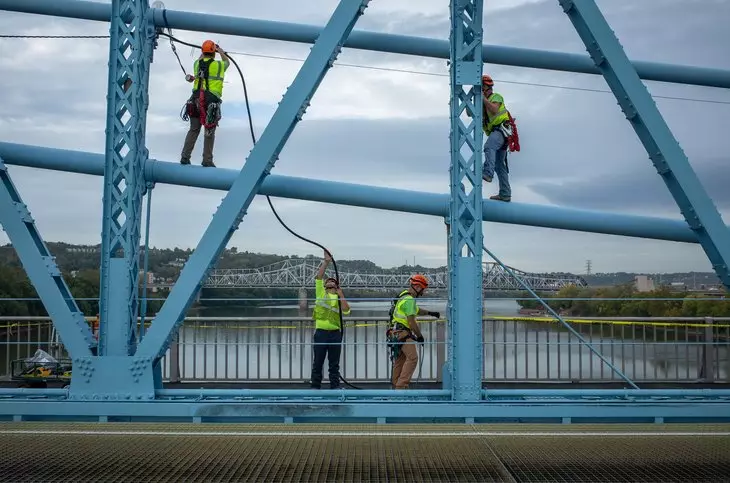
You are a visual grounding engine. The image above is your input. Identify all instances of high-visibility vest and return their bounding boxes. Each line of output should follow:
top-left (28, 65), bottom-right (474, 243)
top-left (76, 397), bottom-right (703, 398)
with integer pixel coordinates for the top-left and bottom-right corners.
top-left (193, 58), bottom-right (227, 99)
top-left (312, 279), bottom-right (349, 330)
top-left (483, 92), bottom-right (510, 134)
top-left (391, 290), bottom-right (417, 330)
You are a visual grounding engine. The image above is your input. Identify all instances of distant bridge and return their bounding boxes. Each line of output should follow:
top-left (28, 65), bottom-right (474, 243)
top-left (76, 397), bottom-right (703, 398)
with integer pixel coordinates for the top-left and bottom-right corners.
top-left (192, 259), bottom-right (587, 292)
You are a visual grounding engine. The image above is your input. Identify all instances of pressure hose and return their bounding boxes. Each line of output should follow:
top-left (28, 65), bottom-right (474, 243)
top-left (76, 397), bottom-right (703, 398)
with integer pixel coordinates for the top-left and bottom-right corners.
top-left (157, 29), bottom-right (360, 390)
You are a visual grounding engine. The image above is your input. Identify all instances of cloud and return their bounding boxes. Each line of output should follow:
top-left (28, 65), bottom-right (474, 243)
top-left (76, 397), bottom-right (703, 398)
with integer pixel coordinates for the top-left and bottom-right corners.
top-left (0, 0), bottom-right (729, 275)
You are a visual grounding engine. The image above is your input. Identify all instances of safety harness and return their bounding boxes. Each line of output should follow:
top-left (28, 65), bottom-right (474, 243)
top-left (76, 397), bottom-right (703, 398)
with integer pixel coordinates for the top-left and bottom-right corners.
top-left (184, 58), bottom-right (222, 130)
top-left (386, 290), bottom-right (416, 363)
top-left (484, 104), bottom-right (521, 153)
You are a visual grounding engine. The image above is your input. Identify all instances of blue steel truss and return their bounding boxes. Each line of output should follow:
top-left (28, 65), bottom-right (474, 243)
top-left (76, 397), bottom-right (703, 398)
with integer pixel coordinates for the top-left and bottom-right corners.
top-left (98, 0), bottom-right (155, 357)
top-left (0, 158), bottom-right (94, 358)
top-left (558, 0), bottom-right (730, 289)
top-left (448, 0), bottom-right (484, 401)
top-left (0, 0), bottom-right (729, 423)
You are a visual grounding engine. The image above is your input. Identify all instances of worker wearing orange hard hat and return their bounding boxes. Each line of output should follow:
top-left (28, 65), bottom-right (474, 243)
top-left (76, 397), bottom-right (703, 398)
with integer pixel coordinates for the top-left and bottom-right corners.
top-left (180, 39), bottom-right (230, 168)
top-left (481, 74), bottom-right (513, 202)
top-left (388, 274), bottom-right (440, 389)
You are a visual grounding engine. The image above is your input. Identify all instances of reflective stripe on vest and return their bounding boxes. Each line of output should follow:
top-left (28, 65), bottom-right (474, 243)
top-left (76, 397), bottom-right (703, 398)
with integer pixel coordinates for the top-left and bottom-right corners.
top-left (313, 293), bottom-right (341, 330)
top-left (484, 93), bottom-right (509, 134)
top-left (193, 59), bottom-right (225, 98)
top-left (391, 290), bottom-right (415, 330)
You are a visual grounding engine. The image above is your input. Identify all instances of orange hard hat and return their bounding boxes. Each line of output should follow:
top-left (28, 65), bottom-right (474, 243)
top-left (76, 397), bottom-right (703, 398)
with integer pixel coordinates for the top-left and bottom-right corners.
top-left (201, 40), bottom-right (216, 54)
top-left (481, 74), bottom-right (494, 87)
top-left (410, 274), bottom-right (429, 289)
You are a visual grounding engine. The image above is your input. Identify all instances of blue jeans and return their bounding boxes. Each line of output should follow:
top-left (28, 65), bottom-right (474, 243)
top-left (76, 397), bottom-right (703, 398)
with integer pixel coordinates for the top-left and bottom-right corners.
top-left (311, 329), bottom-right (342, 389)
top-left (483, 130), bottom-right (511, 198)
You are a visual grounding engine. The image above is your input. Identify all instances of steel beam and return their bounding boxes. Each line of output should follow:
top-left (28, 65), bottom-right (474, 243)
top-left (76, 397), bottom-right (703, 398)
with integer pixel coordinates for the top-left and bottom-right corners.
top-left (97, 0), bottom-right (153, 357)
top-left (447, 0), bottom-right (484, 401)
top-left (0, 158), bottom-right (93, 357)
top-left (0, 142), bottom-right (723, 246)
top-left (136, 0), bottom-right (370, 362)
top-left (1, 0), bottom-right (729, 89)
top-left (1, 399), bottom-right (729, 423)
top-left (558, 0), bottom-right (730, 291)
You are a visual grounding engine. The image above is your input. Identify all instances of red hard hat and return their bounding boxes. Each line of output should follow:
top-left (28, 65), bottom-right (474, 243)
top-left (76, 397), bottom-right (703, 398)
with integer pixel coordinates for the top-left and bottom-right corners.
top-left (410, 274), bottom-right (429, 289)
top-left (201, 40), bottom-right (216, 54)
top-left (481, 74), bottom-right (494, 87)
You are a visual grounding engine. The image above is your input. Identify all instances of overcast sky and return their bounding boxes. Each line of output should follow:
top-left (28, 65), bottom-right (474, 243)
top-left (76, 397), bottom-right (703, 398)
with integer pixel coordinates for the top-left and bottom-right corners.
top-left (0, 0), bottom-right (729, 274)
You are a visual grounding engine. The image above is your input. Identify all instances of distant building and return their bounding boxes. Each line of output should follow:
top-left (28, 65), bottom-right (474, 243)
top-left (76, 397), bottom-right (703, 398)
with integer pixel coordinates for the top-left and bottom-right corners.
top-left (635, 275), bottom-right (655, 292)
top-left (138, 271), bottom-right (155, 284)
top-left (669, 282), bottom-right (687, 292)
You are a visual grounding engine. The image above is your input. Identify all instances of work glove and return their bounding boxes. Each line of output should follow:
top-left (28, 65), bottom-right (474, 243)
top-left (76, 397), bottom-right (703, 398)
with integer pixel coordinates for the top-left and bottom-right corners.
top-left (429, 311), bottom-right (440, 319)
top-left (415, 335), bottom-right (425, 344)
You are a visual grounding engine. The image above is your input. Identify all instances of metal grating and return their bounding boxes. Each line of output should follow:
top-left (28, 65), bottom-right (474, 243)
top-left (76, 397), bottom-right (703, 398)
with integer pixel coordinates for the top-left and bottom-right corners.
top-left (0, 423), bottom-right (728, 482)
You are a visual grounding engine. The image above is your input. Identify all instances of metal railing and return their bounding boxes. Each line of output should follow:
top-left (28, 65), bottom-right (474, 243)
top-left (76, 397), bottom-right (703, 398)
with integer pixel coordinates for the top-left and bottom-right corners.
top-left (1, 316), bottom-right (727, 384)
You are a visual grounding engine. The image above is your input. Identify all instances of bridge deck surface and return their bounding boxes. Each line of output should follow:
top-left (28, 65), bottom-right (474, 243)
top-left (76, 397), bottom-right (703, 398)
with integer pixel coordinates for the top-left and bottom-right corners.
top-left (1, 422), bottom-right (728, 482)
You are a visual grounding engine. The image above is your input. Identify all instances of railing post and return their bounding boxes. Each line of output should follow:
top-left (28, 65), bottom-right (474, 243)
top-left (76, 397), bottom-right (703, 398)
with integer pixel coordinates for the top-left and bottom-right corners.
top-left (436, 320), bottom-right (446, 383)
top-left (169, 331), bottom-right (181, 384)
top-left (701, 316), bottom-right (716, 382)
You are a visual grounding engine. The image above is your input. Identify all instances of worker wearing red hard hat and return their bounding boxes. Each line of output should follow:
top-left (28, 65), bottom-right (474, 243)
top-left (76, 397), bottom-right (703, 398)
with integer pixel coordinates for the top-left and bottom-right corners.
top-left (481, 74), bottom-right (513, 202)
top-left (180, 39), bottom-right (230, 168)
top-left (388, 274), bottom-right (440, 389)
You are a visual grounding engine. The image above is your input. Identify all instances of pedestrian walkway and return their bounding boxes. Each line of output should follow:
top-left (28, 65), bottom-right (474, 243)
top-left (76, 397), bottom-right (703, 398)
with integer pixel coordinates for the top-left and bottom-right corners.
top-left (0, 422), bottom-right (728, 481)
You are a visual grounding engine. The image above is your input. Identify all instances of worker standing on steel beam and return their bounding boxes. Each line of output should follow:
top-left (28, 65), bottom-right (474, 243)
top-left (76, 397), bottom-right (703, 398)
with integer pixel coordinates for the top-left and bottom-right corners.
top-left (388, 275), bottom-right (439, 389)
top-left (180, 40), bottom-right (230, 168)
top-left (310, 250), bottom-right (351, 389)
top-left (481, 74), bottom-right (514, 202)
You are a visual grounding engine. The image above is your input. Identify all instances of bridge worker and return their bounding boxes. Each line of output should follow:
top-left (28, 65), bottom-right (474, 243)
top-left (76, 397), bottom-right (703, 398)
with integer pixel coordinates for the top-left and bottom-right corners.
top-left (390, 274), bottom-right (440, 389)
top-left (481, 74), bottom-right (513, 202)
top-left (180, 40), bottom-right (230, 168)
top-left (310, 250), bottom-right (351, 390)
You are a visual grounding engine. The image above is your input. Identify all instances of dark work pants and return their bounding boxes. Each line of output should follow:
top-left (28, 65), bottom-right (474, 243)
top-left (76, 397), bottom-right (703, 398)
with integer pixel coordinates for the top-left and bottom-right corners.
top-left (311, 329), bottom-right (342, 389)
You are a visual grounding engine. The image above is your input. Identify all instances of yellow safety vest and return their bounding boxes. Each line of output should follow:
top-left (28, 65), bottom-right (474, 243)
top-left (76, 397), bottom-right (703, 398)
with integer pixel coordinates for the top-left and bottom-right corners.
top-left (483, 92), bottom-right (509, 134)
top-left (391, 290), bottom-right (417, 330)
top-left (312, 279), bottom-right (350, 330)
top-left (193, 58), bottom-right (227, 99)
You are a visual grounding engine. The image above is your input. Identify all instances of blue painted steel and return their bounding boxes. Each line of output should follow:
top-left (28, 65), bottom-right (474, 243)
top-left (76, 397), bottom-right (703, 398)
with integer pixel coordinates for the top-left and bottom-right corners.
top-left (156, 389), bottom-right (451, 399)
top-left (0, 142), bottom-right (725, 245)
top-left (69, 356), bottom-right (156, 400)
top-left (1, 399), bottom-right (730, 423)
top-left (136, 0), bottom-right (370, 362)
top-left (138, 184), bottom-right (153, 340)
top-left (558, 0), bottom-right (730, 292)
top-left (484, 245), bottom-right (639, 389)
top-left (0, 157), bottom-right (93, 357)
top-left (98, 0), bottom-right (154, 356)
top-left (3, 387), bottom-right (730, 402)
top-left (3, 1), bottom-right (730, 88)
top-left (448, 0), bottom-right (484, 401)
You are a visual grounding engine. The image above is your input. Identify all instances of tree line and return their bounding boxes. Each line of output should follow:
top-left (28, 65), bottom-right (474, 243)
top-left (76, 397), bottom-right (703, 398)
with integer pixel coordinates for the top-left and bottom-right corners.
top-left (517, 284), bottom-right (730, 317)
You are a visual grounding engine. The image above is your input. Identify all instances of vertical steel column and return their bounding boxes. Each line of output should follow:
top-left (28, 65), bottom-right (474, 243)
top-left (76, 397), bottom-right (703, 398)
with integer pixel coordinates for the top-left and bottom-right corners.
top-left (558, 0), bottom-right (730, 290)
top-left (448, 0), bottom-right (485, 401)
top-left (98, 0), bottom-right (154, 356)
top-left (136, 0), bottom-right (370, 362)
top-left (0, 158), bottom-right (94, 358)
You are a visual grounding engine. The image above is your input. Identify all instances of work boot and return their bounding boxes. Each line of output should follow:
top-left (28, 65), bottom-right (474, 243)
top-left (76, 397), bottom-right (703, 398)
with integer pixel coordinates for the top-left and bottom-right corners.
top-left (202, 160), bottom-right (216, 168)
top-left (483, 174), bottom-right (493, 183)
top-left (489, 194), bottom-right (511, 202)
top-left (180, 158), bottom-right (191, 165)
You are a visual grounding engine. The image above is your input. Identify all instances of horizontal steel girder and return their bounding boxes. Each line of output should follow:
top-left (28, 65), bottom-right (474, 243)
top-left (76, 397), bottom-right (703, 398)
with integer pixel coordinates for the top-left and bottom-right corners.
top-left (0, 142), bottom-right (720, 245)
top-left (0, 399), bottom-right (729, 423)
top-left (1, 0), bottom-right (729, 89)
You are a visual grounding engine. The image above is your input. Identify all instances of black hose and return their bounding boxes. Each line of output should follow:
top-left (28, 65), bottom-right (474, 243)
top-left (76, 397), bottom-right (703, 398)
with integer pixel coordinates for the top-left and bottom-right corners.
top-left (159, 29), bottom-right (360, 390)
